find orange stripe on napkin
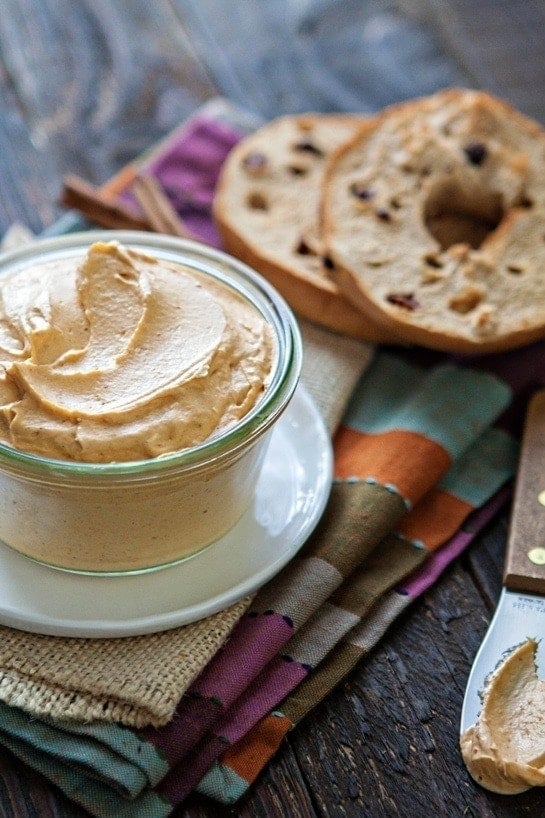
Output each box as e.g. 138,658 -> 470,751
397,488 -> 473,552
221,713 -> 292,781
333,428 -> 451,506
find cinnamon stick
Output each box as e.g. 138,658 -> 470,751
131,174 -> 197,240
60,174 -> 151,231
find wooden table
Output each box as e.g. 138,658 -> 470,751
0,2 -> 544,816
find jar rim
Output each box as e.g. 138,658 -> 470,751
0,230 -> 302,480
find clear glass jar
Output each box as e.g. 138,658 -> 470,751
0,231 -> 302,573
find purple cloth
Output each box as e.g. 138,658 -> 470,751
123,116 -> 243,247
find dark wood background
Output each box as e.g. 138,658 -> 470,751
0,1 -> 544,816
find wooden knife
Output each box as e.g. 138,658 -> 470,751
460,388 -> 545,734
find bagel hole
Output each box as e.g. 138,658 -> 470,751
424,180 -> 504,250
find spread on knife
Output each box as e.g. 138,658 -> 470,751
0,241 -> 275,463
460,638 -> 545,793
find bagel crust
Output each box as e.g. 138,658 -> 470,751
322,88 -> 545,353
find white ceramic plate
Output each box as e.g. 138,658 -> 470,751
0,385 -> 332,637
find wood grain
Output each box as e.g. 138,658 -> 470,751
0,0 -> 216,236
171,0 -> 471,118
398,0 -> 545,122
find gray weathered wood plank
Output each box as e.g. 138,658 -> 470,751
399,0 -> 545,122
0,0 -> 217,236
171,0 -> 470,118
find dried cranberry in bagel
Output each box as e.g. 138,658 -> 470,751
349,182 -> 375,200
386,293 -> 420,310
375,207 -> 392,222
463,141 -> 487,165
242,152 -> 268,173
293,140 -> 323,156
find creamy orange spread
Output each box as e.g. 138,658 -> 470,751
460,639 -> 545,794
0,241 -> 275,462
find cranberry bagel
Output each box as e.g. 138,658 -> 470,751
213,113 -> 401,342
322,89 -> 545,353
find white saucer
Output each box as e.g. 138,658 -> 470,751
0,385 -> 332,638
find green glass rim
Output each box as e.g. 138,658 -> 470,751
0,230 -> 303,478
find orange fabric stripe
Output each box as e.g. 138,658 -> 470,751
397,487 -> 473,552
222,713 -> 292,782
334,427 -> 451,507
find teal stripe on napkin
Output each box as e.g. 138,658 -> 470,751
438,427 -> 518,506
343,351 -> 512,459
0,702 -> 168,796
0,728 -> 171,818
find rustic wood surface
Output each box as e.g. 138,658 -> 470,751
0,1 -> 543,816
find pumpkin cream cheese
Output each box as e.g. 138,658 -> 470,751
0,241 -> 275,463
460,639 -> 545,794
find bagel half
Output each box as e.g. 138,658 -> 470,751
322,88 -> 545,354
213,113 -> 402,342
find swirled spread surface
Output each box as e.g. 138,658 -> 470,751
0,241 -> 275,462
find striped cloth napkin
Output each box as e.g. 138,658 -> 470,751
0,347 -> 518,817
0,104 -> 538,817
197,467 -> 511,803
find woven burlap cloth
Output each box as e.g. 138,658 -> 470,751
0,307 -> 373,727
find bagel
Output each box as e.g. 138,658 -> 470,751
322,88 -> 545,354
213,113 -> 402,342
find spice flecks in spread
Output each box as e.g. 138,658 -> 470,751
0,241 -> 275,462
460,638 -> 545,794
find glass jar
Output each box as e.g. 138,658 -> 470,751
0,231 -> 302,573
